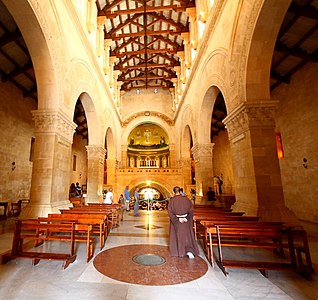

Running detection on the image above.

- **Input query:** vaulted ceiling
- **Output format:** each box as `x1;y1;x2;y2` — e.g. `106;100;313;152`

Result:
0;0;317;140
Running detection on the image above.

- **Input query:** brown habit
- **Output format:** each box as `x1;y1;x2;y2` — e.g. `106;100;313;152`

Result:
168;195;199;257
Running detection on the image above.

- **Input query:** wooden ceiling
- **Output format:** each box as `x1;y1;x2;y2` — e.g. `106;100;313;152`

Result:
98;0;194;91
0;0;317;140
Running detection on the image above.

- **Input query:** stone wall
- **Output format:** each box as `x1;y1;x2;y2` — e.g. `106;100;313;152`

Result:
273;63;318;222
71;134;88;190
213;130;234;195
0;82;36;203
121;89;173;119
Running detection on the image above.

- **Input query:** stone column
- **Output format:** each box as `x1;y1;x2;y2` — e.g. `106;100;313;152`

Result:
96;16;106;57
106;158;117;191
199;0;210;23
173;66;182;95
121;145;128;168
87;0;97;33
169;88;175;111
180;158;192;193
86;145;106;203
181;32;191;69
169;144;177;168
113;70;120;100
103;39;112;75
191;143;214;204
223;102;299;225
177;51;186;84
20;110;77;218
171;78;179;109
108;56;116;88
186;7;198;50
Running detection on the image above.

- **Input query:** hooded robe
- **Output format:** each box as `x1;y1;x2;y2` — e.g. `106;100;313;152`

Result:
168;194;199;257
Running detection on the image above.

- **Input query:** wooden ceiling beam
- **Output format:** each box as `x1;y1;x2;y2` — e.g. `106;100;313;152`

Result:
0;29;21;47
1;60;33;82
289;2;318;21
109;29;188;39
103;5;192;18
101;0;125;12
116;63;175;71
113;47;178;58
148;12;186;30
108;14;142;35
124;75;171;81
270;70;290;84
275;41;318;62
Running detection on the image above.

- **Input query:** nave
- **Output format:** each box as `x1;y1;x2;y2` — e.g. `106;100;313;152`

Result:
0;210;318;300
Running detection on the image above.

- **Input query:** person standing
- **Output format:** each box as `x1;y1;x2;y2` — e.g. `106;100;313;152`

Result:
168;186;199;259
75;182;82;197
104;188;113;204
134;187;140;216
124;186;131;211
213;176;220;195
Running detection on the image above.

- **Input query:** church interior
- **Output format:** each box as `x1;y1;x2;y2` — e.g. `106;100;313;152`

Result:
0;0;317;299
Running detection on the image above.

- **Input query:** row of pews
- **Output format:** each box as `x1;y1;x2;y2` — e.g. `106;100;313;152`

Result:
1;203;123;269
193;205;315;280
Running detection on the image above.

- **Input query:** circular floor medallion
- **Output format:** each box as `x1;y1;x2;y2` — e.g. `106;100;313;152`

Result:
93;244;208;286
132;253;166;266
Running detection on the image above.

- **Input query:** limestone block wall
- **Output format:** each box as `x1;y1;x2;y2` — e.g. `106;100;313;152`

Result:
212;130;234;195
0;82;36;203
71;134;88;188
273;63;318;222
121;89;173;119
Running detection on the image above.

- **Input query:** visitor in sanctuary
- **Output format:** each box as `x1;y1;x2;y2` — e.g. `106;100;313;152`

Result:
134;187;140;216
69;183;76;198
168;186;199;259
124;186;131;211
104;188;113;204
75;182;82;197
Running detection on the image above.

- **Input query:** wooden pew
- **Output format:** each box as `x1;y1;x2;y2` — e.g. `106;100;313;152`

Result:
193;212;249;240
86;203;123;224
2;219;77;269
47;213;107;250
36;217;95;262
61;207;117;229
206;223;313;280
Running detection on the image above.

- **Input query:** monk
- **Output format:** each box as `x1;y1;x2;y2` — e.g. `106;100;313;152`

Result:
168;186;199;259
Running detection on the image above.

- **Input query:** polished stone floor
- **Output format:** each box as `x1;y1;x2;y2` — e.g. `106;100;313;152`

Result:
0;210;317;300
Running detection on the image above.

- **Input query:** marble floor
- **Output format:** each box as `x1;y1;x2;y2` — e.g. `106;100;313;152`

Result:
0;210;317;300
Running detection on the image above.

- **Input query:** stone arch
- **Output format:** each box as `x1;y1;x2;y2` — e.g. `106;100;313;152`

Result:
180;125;193;159
2;0;66;110
105;127;115;159
69;60;103;146
197;85;225;144
128;179;174;199
75;92;100;146
243;0;291;100
121;116;175;147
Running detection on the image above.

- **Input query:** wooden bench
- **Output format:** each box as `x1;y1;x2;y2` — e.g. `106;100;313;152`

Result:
36;217;95;262
60;207;117;229
206;223;313;280
47;213;108;250
193;213;251;240
2;220;77;269
87;203;124;221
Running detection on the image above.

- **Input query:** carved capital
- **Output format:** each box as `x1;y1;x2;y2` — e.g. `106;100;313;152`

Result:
191;143;214;160
223;102;278;141
32;110;76;144
86;145;106;162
